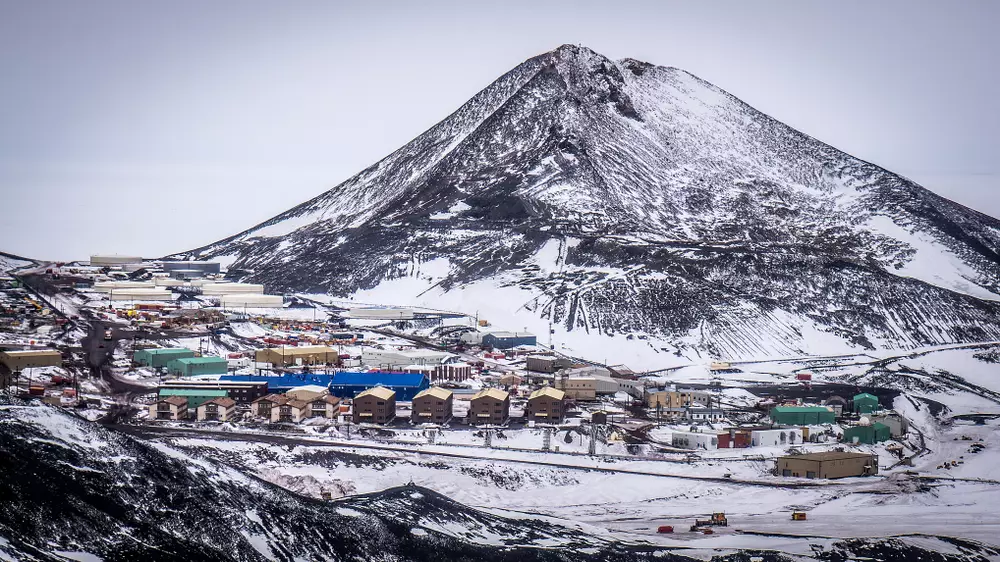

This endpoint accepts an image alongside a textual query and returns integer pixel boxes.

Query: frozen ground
[151,343,1000,549]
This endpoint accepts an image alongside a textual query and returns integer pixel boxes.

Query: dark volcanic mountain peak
[177,45,1000,367]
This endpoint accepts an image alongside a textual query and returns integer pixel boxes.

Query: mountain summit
[179,45,1000,366]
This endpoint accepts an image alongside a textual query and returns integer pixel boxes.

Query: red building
[718,429,752,449]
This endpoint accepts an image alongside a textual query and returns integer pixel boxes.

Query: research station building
[777,451,879,479]
[411,387,454,424]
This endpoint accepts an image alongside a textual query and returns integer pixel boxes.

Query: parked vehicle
[656,525,674,534]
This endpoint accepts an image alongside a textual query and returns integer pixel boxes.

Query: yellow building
[255,345,337,366]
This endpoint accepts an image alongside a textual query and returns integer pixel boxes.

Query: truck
[691,513,728,531]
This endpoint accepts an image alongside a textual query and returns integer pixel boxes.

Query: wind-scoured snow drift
[177,45,1000,366]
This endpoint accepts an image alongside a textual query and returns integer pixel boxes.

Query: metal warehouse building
[481,331,536,350]
[255,346,337,366]
[769,406,836,425]
[853,392,880,414]
[777,451,879,479]
[157,388,227,409]
[221,371,429,400]
[166,356,229,377]
[329,372,428,401]
[844,422,891,444]
[160,379,268,403]
[0,349,62,371]
[134,348,194,368]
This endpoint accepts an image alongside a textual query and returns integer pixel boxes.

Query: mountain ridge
[174,44,1000,366]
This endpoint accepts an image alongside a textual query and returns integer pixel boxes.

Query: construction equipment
[693,513,728,528]
[791,512,807,521]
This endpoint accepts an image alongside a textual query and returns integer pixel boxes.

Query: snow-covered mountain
[178,44,1000,367]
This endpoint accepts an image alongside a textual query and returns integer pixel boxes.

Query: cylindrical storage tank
[90,255,142,266]
[159,261,221,274]
[219,294,283,307]
[154,278,187,287]
[108,289,173,301]
[202,283,264,295]
[93,281,156,292]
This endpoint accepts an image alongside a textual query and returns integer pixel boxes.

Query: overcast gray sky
[1,0,998,260]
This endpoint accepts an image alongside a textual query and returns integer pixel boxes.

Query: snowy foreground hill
[2,400,998,562]
[177,44,1000,368]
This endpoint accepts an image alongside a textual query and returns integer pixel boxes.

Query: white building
[362,348,454,369]
[349,307,414,320]
[671,430,719,450]
[751,428,804,447]
[90,255,142,266]
[201,283,264,295]
[687,408,727,422]
[93,280,156,292]
[108,288,174,301]
[219,294,284,307]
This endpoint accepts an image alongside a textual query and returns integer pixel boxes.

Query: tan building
[255,345,337,367]
[252,394,289,419]
[646,389,710,409]
[274,399,309,423]
[196,397,237,422]
[555,377,596,401]
[468,388,510,425]
[526,387,567,423]
[285,385,329,402]
[777,452,879,479]
[0,349,62,372]
[352,386,396,424]
[307,394,341,419]
[411,387,454,424]
[149,396,188,420]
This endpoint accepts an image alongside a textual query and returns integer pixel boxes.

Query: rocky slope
[3,401,998,561]
[176,45,1000,364]
[0,401,670,561]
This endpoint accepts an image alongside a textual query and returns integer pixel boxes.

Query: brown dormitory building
[352,386,396,424]
[411,387,454,424]
[526,386,567,423]
[467,388,510,425]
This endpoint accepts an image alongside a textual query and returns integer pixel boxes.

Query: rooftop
[779,451,876,462]
[771,406,834,413]
[530,387,566,401]
[1,349,61,357]
[471,388,509,401]
[171,356,228,365]
[357,386,396,400]
[158,388,227,398]
[202,397,236,408]
[414,387,453,401]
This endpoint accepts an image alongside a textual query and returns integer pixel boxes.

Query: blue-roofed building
[221,371,429,400]
[329,371,428,401]
[481,331,536,350]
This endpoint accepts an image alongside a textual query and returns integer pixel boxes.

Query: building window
[806,471,816,479]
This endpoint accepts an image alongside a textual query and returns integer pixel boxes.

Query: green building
[157,388,227,409]
[853,393,880,414]
[166,356,229,377]
[843,422,891,444]
[770,406,836,425]
[134,348,194,368]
